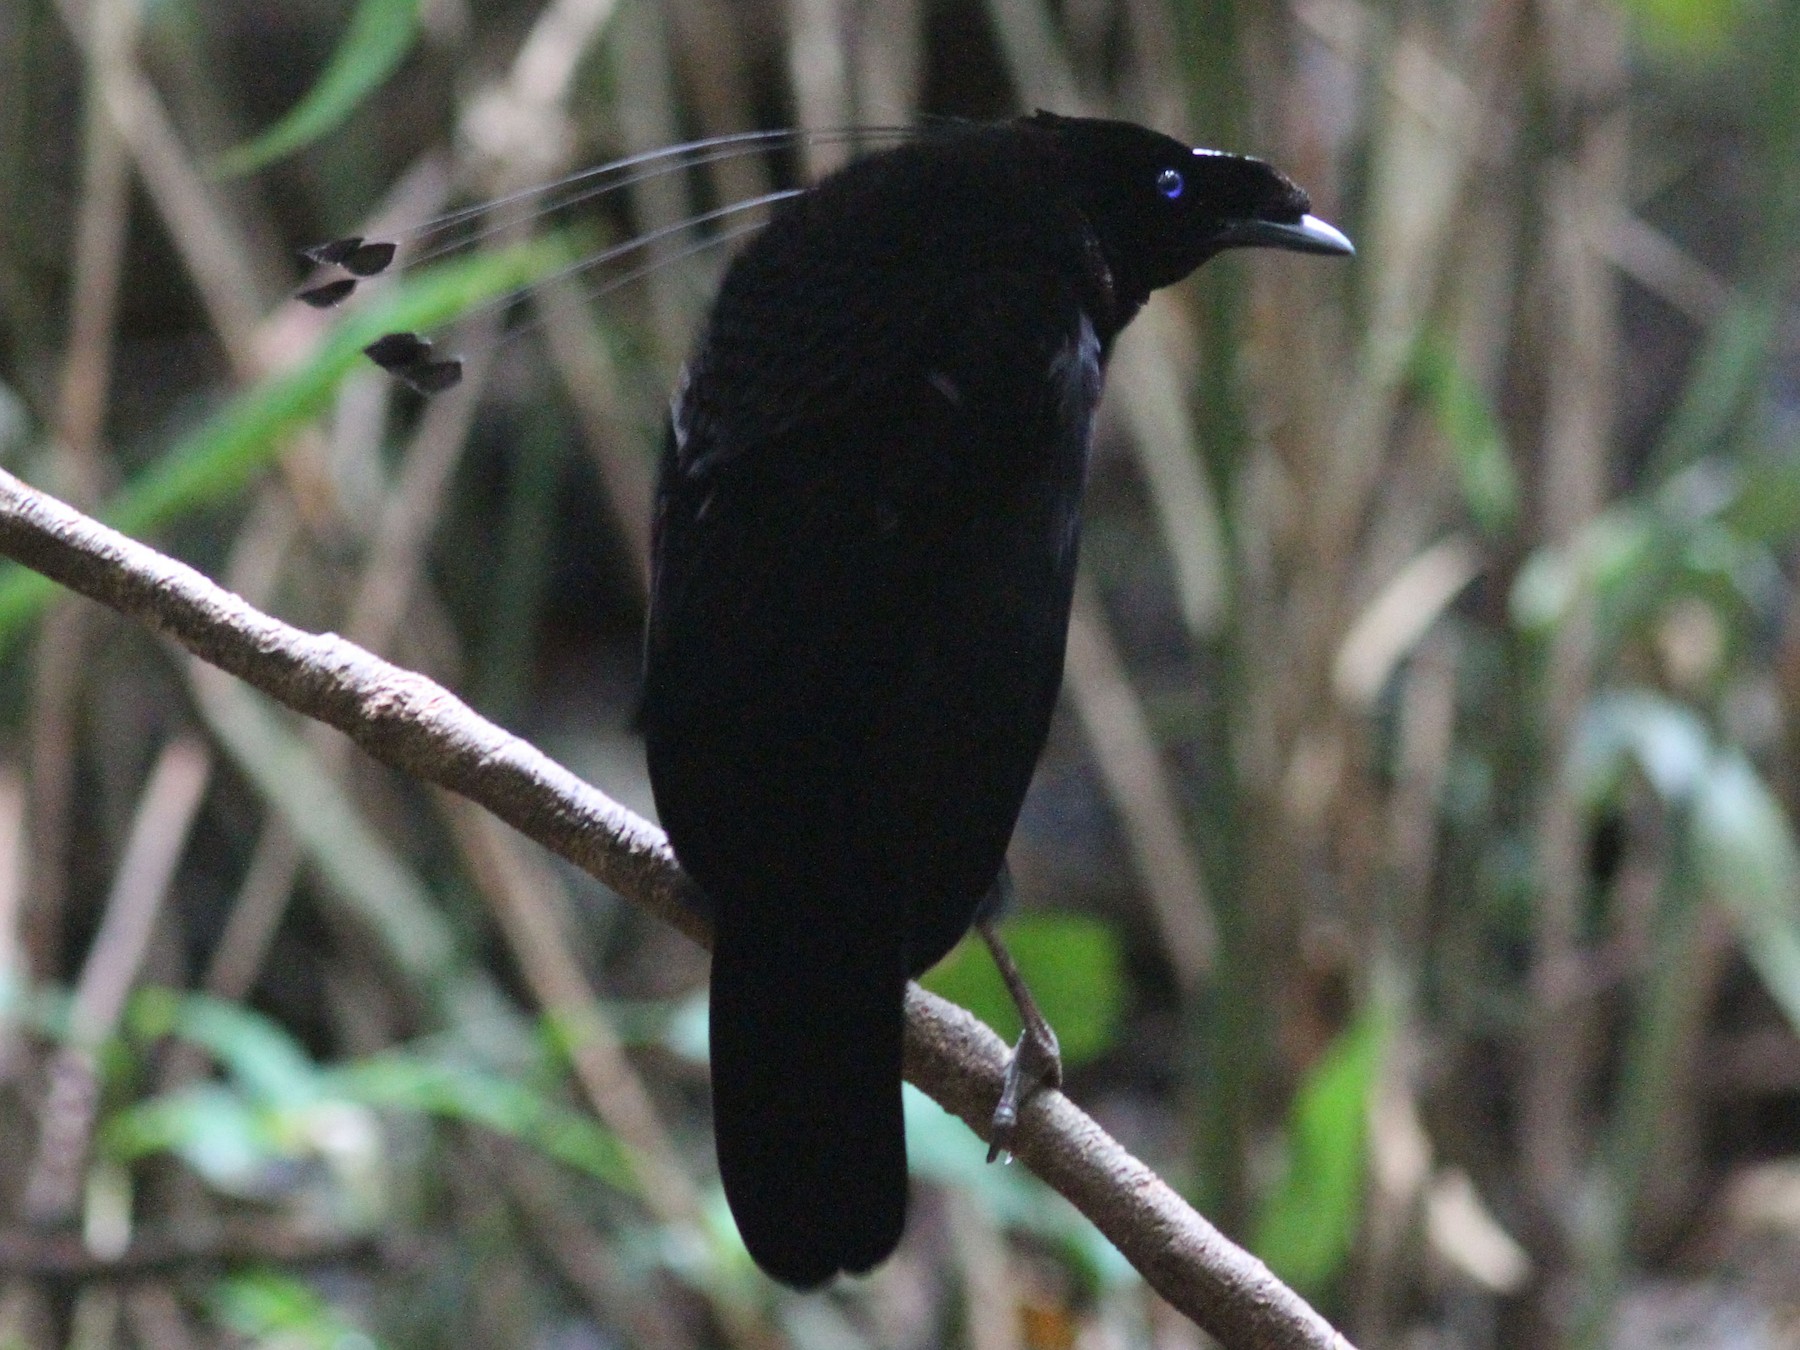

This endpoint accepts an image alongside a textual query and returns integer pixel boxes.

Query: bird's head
[1028,111,1352,312]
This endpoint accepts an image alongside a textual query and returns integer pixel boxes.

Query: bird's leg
[977,919,1062,1162]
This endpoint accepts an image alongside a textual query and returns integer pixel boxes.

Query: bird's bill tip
[1293,213,1355,257]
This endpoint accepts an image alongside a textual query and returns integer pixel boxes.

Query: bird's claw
[987,1018,1061,1163]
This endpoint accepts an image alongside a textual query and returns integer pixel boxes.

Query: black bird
[638,111,1351,1287]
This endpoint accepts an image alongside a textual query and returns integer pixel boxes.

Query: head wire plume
[294,126,919,393]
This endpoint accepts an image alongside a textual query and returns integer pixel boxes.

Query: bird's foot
[988,1013,1061,1162]
[977,917,1063,1162]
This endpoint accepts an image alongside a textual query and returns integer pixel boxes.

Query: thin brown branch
[196,825,302,1007]
[66,738,212,1048]
[54,0,132,491]
[22,0,138,1020]
[23,736,211,1226]
[54,0,265,365]
[1065,576,1216,990]
[537,282,656,591]
[946,1187,1024,1350]
[497,1143,696,1350]
[0,468,1355,1350]
[443,797,724,1246]
[121,1286,203,1350]
[21,609,86,986]
[0,1224,398,1282]
[1523,21,1627,1241]
[194,333,491,1014]
[0,769,26,1056]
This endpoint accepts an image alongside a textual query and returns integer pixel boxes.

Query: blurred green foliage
[215,0,423,178]
[921,913,1126,1067]
[1253,1003,1389,1299]
[4,0,1800,1344]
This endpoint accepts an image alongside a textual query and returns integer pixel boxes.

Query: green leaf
[130,989,322,1107]
[0,240,557,649]
[214,0,421,178]
[211,1269,383,1350]
[920,913,1125,1067]
[1573,689,1713,809]
[1252,1003,1388,1297]
[1509,497,1773,665]
[103,1084,288,1192]
[1723,453,1800,544]
[1647,1,1800,476]
[1691,750,1800,1035]
[332,1055,637,1193]
[1510,508,1659,636]
[1573,696,1800,1046]
[1619,0,1746,55]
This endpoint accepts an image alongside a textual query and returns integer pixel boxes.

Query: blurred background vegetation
[2,0,1800,1345]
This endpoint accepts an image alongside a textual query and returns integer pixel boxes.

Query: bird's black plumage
[639,111,1350,1288]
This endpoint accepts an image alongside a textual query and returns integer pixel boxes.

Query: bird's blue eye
[1157,167,1184,199]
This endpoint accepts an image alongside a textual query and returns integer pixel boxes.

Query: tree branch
[0,467,1355,1350]
[0,1222,401,1282]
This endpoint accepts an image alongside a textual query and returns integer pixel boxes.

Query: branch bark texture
[0,467,1354,1350]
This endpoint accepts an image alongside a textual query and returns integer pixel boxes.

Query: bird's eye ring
[1156,167,1184,199]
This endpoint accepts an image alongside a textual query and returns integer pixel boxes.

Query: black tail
[708,889,908,1287]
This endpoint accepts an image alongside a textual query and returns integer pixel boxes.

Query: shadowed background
[2,0,1799,1345]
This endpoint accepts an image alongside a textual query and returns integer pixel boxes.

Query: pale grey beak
[1216,213,1355,257]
